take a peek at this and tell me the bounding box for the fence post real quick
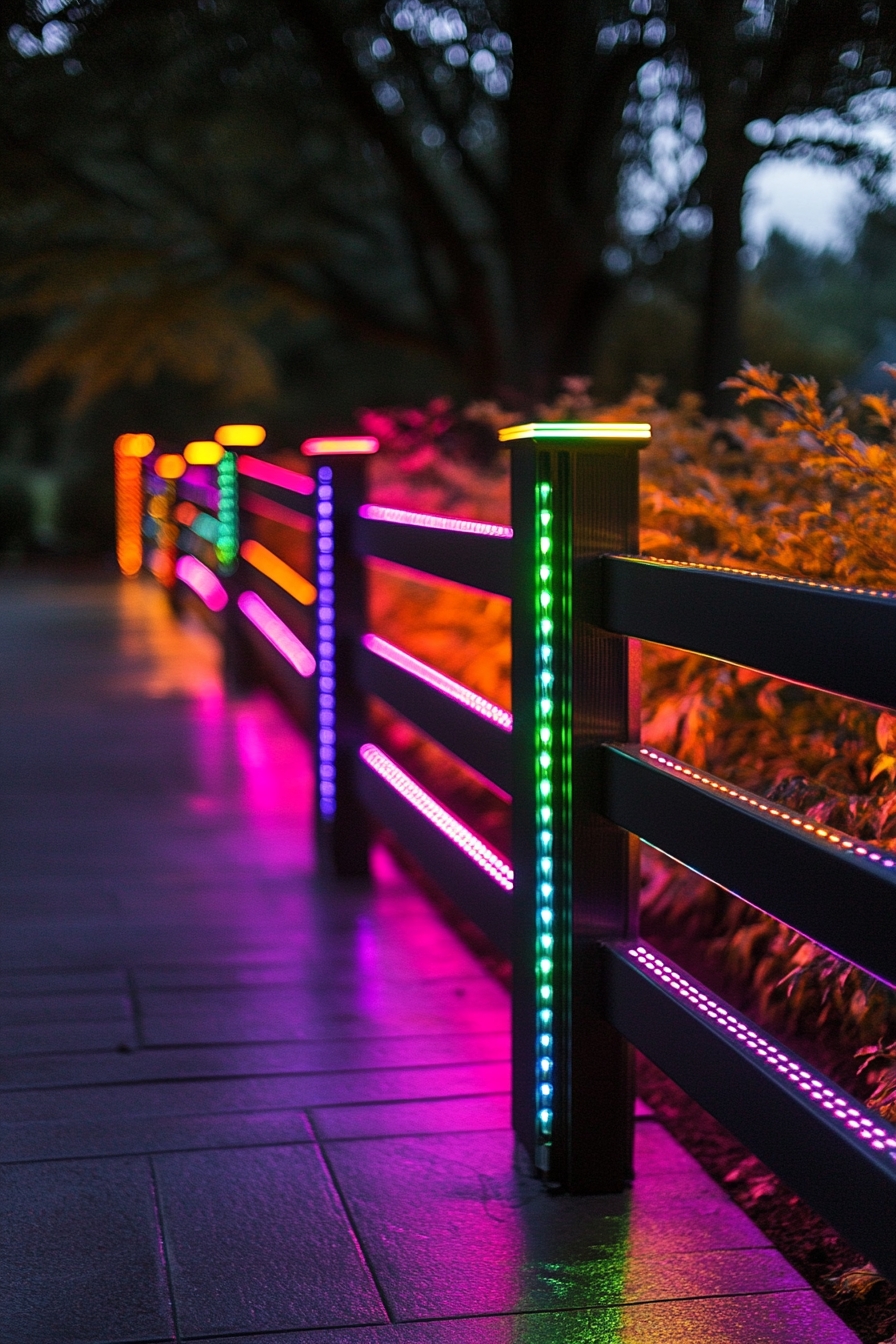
[506,421,650,1193]
[312,451,373,879]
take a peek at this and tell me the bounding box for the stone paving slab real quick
[0,574,859,1344]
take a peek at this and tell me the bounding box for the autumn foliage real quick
[359,369,896,1109]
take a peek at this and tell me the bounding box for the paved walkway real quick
[0,572,858,1343]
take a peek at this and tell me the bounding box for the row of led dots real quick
[628,947,896,1155]
[643,556,896,601]
[362,635,512,732]
[317,467,336,818]
[535,479,555,1159]
[359,746,513,889]
[639,749,896,868]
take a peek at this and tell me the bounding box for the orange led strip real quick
[240,539,316,606]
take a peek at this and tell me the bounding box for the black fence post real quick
[507,421,650,1193]
[315,455,371,879]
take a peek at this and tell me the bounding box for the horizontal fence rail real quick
[118,419,896,1286]
[600,554,896,709]
[604,940,896,1283]
[357,635,513,797]
[353,502,515,946]
[600,743,896,988]
[358,743,514,956]
[355,506,513,597]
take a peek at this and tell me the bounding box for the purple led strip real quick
[358,504,512,539]
[628,945,896,1158]
[317,467,336,818]
[637,747,896,870]
[237,590,316,678]
[359,744,514,891]
[361,634,513,731]
[631,556,896,602]
[238,455,315,496]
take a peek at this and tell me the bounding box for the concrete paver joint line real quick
[0,575,860,1344]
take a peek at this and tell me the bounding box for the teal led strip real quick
[216,450,239,573]
[534,477,556,1169]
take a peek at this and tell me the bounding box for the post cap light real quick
[215,424,266,447]
[154,454,186,480]
[301,436,379,456]
[115,433,155,457]
[498,422,651,442]
[184,440,225,465]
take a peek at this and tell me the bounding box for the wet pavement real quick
[0,572,858,1342]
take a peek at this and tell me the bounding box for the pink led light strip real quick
[637,747,896,870]
[238,455,315,495]
[633,556,896,601]
[359,744,514,891]
[627,945,896,1158]
[361,634,513,731]
[175,555,228,612]
[359,504,512,539]
[237,590,316,677]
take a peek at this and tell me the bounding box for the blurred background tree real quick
[1,0,895,546]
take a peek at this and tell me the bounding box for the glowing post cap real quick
[115,433,155,457]
[215,424,266,447]
[301,436,379,456]
[498,422,651,442]
[184,440,225,465]
[154,454,187,480]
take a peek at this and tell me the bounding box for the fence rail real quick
[117,416,896,1285]
[355,506,513,596]
[600,553,896,708]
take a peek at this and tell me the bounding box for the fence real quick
[116,419,896,1284]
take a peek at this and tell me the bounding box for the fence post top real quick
[498,422,651,445]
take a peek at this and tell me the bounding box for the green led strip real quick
[534,477,555,1168]
[216,450,239,573]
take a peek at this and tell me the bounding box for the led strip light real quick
[114,450,143,577]
[241,539,317,606]
[238,455,315,495]
[361,634,512,731]
[534,478,556,1163]
[359,744,514,891]
[317,467,336,818]
[358,504,513,539]
[631,556,896,601]
[216,451,239,573]
[638,748,896,869]
[175,555,228,612]
[627,946,896,1157]
[499,422,651,442]
[237,590,316,677]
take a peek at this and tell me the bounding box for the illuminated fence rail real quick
[583,552,896,1278]
[352,502,515,951]
[492,429,896,1282]
[115,417,896,1283]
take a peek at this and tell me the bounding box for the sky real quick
[744,158,870,257]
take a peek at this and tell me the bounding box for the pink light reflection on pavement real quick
[345,843,511,1038]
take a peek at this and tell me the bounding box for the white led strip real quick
[361,634,513,731]
[359,744,513,891]
[630,556,896,601]
[627,945,896,1158]
[638,748,896,870]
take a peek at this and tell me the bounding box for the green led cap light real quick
[215,450,239,573]
[499,422,650,442]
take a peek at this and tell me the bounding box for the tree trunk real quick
[697,151,753,415]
